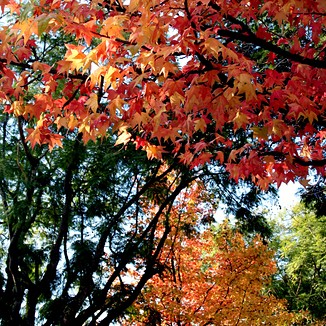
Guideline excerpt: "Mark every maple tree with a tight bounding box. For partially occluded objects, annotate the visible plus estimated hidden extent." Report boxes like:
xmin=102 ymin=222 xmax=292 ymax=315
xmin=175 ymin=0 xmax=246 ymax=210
xmin=0 ymin=0 xmax=325 ymax=189
xmin=122 ymin=204 xmax=294 ymax=325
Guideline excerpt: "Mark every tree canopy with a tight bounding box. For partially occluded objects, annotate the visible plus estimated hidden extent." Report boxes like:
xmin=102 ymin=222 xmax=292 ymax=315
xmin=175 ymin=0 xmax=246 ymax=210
xmin=0 ymin=0 xmax=325 ymax=324
xmin=124 ymin=221 xmax=294 ymax=325
xmin=0 ymin=0 xmax=325 ymax=188
xmin=271 ymin=203 xmax=326 ymax=322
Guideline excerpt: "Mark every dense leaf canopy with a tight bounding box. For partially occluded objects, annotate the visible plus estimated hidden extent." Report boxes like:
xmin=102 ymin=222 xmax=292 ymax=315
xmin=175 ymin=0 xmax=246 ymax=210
xmin=125 ymin=221 xmax=294 ymax=325
xmin=272 ymin=203 xmax=326 ymax=321
xmin=0 ymin=0 xmax=325 ymax=188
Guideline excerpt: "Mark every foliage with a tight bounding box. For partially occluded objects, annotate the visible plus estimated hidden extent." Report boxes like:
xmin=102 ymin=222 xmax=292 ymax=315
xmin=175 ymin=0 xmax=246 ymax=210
xmin=0 ymin=117 xmax=199 ymax=325
xmin=0 ymin=0 xmax=325 ymax=324
xmin=0 ymin=113 xmax=272 ymax=324
xmin=271 ymin=203 xmax=326 ymax=322
xmin=299 ymin=177 xmax=326 ymax=217
xmin=124 ymin=219 xmax=293 ymax=325
xmin=0 ymin=0 xmax=325 ymax=189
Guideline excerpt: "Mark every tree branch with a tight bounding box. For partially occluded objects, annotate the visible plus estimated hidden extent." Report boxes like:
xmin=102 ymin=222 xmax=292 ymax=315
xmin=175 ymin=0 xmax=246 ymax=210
xmin=260 ymin=150 xmax=326 ymax=167
xmin=217 ymin=29 xmax=326 ymax=69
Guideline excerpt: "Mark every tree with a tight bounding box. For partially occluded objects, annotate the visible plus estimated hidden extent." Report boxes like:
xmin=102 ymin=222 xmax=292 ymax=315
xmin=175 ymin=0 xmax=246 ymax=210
xmin=0 ymin=110 xmax=202 ymax=324
xmin=271 ymin=203 xmax=326 ymax=322
xmin=299 ymin=177 xmax=326 ymax=217
xmin=0 ymin=0 xmax=325 ymax=188
xmin=0 ymin=112 xmax=272 ymax=324
xmin=123 ymin=220 xmax=294 ymax=325
xmin=0 ymin=0 xmax=325 ymax=324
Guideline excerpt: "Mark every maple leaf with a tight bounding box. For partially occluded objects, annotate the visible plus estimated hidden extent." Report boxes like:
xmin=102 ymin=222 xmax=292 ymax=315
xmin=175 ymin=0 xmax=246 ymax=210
xmin=251 ymin=126 xmax=268 ymax=140
xmin=194 ymin=117 xmax=207 ymax=133
xmin=128 ymin=0 xmax=140 ymax=13
xmin=256 ymin=26 xmax=272 ymax=41
xmin=115 ymin=125 xmax=132 ymax=147
xmin=216 ymin=151 xmax=224 ymax=164
xmin=48 ymin=133 xmax=64 ymax=151
xmin=55 ymin=116 xmax=68 ymax=130
xmin=32 ymin=61 xmax=52 ymax=73
xmin=11 ymin=101 xmax=25 ymax=116
xmin=85 ymin=93 xmax=99 ymax=113
xmin=64 ymin=44 xmax=87 ymax=71
xmin=0 ymin=0 xmax=10 ymax=13
xmin=145 ymin=144 xmax=165 ymax=160
xmin=13 ymin=19 xmax=38 ymax=45
xmin=233 ymin=110 xmax=249 ymax=130
xmin=26 ymin=128 xmax=41 ymax=149
xmin=101 ymin=15 xmax=128 ymax=38
xmin=178 ymin=151 xmax=194 ymax=165
xmin=192 ymin=141 xmax=207 ymax=154
xmin=190 ymin=152 xmax=213 ymax=168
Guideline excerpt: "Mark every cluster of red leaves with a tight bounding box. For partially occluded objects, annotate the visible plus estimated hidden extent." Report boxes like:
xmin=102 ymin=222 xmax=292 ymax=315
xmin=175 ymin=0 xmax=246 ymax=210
xmin=0 ymin=0 xmax=325 ymax=188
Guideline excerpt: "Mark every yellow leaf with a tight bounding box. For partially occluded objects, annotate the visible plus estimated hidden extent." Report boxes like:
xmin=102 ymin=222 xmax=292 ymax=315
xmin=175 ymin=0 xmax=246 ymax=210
xmin=236 ymin=73 xmax=257 ymax=100
xmin=55 ymin=116 xmax=68 ymax=130
xmin=11 ymin=101 xmax=24 ymax=116
xmin=251 ymin=126 xmax=268 ymax=140
xmin=204 ymin=38 xmax=238 ymax=62
xmin=14 ymin=19 xmax=38 ymax=44
xmin=233 ymin=111 xmax=249 ymax=129
xmin=85 ymin=93 xmax=98 ymax=113
xmin=87 ymin=66 xmax=106 ymax=89
xmin=204 ymin=38 xmax=223 ymax=59
xmin=301 ymin=143 xmax=311 ymax=159
xmin=170 ymin=92 xmax=185 ymax=106
xmin=64 ymin=44 xmax=86 ymax=71
xmin=115 ymin=125 xmax=132 ymax=147
xmin=68 ymin=115 xmax=78 ymax=130
xmin=307 ymin=110 xmax=318 ymax=124
xmin=160 ymin=61 xmax=177 ymax=78
xmin=130 ymin=111 xmax=151 ymax=129
xmin=194 ymin=118 xmax=207 ymax=132
xmin=104 ymin=66 xmax=120 ymax=89
xmin=145 ymin=144 xmax=164 ymax=160
xmin=271 ymin=119 xmax=286 ymax=138
xmin=100 ymin=15 xmax=128 ymax=38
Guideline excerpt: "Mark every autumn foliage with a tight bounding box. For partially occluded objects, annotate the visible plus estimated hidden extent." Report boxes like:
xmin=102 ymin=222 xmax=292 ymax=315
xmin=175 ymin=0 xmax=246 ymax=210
xmin=0 ymin=0 xmax=325 ymax=323
xmin=0 ymin=0 xmax=325 ymax=189
xmin=129 ymin=229 xmax=292 ymax=325
xmin=122 ymin=182 xmax=293 ymax=325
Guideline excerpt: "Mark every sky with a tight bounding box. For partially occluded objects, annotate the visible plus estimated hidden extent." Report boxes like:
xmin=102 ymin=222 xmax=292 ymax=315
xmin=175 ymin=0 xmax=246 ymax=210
xmin=278 ymin=181 xmax=302 ymax=209
xmin=214 ymin=181 xmax=303 ymax=225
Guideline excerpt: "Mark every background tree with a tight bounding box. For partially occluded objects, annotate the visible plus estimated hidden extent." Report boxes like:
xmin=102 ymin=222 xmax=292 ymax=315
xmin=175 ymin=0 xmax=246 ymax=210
xmin=0 ymin=114 xmax=273 ymax=324
xmin=271 ymin=203 xmax=326 ymax=323
xmin=123 ymin=218 xmax=293 ymax=325
xmin=0 ymin=114 xmax=199 ymax=325
xmin=299 ymin=177 xmax=326 ymax=217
